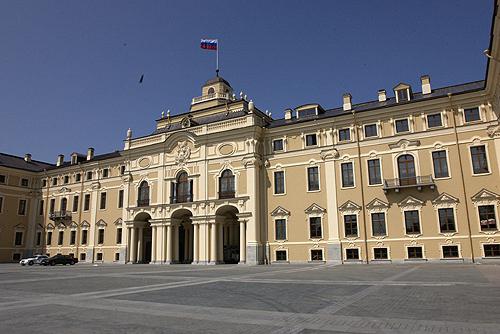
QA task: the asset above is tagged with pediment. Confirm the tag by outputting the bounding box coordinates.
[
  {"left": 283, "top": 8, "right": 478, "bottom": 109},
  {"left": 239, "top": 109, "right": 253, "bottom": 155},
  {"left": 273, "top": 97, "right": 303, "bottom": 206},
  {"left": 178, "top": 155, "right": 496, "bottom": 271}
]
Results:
[
  {"left": 366, "top": 198, "right": 389, "bottom": 211},
  {"left": 304, "top": 203, "right": 326, "bottom": 214},
  {"left": 57, "top": 222, "right": 67, "bottom": 229},
  {"left": 14, "top": 223, "right": 25, "bottom": 229},
  {"left": 472, "top": 189, "right": 500, "bottom": 202},
  {"left": 393, "top": 82, "right": 411, "bottom": 91},
  {"left": 59, "top": 187, "right": 71, "bottom": 193},
  {"left": 270, "top": 206, "right": 291, "bottom": 217},
  {"left": 96, "top": 219, "right": 107, "bottom": 227},
  {"left": 80, "top": 221, "right": 90, "bottom": 228},
  {"left": 338, "top": 200, "right": 361, "bottom": 213},
  {"left": 398, "top": 196, "right": 424, "bottom": 208},
  {"left": 432, "top": 193, "right": 459, "bottom": 205},
  {"left": 388, "top": 139, "right": 420, "bottom": 149},
  {"left": 46, "top": 223, "right": 55, "bottom": 230},
  {"left": 114, "top": 218, "right": 124, "bottom": 225},
  {"left": 69, "top": 221, "right": 78, "bottom": 229}
]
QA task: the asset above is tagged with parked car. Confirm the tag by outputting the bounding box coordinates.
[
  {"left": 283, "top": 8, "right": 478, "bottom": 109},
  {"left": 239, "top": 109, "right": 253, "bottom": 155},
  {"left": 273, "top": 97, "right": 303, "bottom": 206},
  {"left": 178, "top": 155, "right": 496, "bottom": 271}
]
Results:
[
  {"left": 19, "top": 255, "right": 49, "bottom": 266},
  {"left": 40, "top": 255, "right": 78, "bottom": 266}
]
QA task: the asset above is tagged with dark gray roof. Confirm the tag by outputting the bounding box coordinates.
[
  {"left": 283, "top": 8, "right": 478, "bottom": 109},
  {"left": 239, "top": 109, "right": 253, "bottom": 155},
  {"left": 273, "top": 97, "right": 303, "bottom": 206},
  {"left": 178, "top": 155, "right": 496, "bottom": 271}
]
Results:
[
  {"left": 269, "top": 80, "right": 485, "bottom": 128},
  {"left": 46, "top": 151, "right": 123, "bottom": 170},
  {"left": 204, "top": 76, "right": 232, "bottom": 87},
  {"left": 0, "top": 153, "right": 53, "bottom": 172}
]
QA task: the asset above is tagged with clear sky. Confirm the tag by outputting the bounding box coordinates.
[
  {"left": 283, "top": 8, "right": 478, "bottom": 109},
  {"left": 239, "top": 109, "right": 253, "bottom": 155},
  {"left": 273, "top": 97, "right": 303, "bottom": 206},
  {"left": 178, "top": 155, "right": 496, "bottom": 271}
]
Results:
[{"left": 0, "top": 1, "right": 494, "bottom": 163}]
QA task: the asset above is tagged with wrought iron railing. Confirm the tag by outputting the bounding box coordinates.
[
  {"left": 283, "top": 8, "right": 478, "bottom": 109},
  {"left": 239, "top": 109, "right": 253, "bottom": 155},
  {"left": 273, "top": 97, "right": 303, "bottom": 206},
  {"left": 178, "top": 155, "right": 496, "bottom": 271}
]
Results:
[
  {"left": 49, "top": 211, "right": 72, "bottom": 221},
  {"left": 383, "top": 175, "right": 435, "bottom": 192}
]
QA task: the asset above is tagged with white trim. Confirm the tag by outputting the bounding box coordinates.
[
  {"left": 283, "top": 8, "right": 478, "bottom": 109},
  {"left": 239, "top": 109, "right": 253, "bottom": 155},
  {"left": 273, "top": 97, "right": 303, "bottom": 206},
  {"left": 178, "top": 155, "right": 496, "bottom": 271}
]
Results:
[
  {"left": 430, "top": 147, "right": 452, "bottom": 180},
  {"left": 366, "top": 157, "right": 383, "bottom": 186},
  {"left": 468, "top": 143, "right": 492, "bottom": 176},
  {"left": 304, "top": 132, "right": 319, "bottom": 148},
  {"left": 435, "top": 207, "right": 458, "bottom": 235},
  {"left": 342, "top": 212, "right": 360, "bottom": 238},
  {"left": 274, "top": 248, "right": 288, "bottom": 262},
  {"left": 371, "top": 246, "right": 391, "bottom": 260},
  {"left": 402, "top": 208, "right": 423, "bottom": 237},
  {"left": 426, "top": 112, "right": 444, "bottom": 129},
  {"left": 482, "top": 243, "right": 500, "bottom": 258},
  {"left": 405, "top": 244, "right": 426, "bottom": 260},
  {"left": 344, "top": 246, "right": 361, "bottom": 261},
  {"left": 370, "top": 211, "right": 388, "bottom": 237},
  {"left": 307, "top": 215, "right": 324, "bottom": 241},
  {"left": 440, "top": 243, "right": 462, "bottom": 259},
  {"left": 17, "top": 198, "right": 27, "bottom": 216},
  {"left": 272, "top": 169, "right": 286, "bottom": 195},
  {"left": 306, "top": 165, "right": 321, "bottom": 192},
  {"left": 337, "top": 127, "right": 352, "bottom": 143},
  {"left": 363, "top": 123, "right": 379, "bottom": 139},
  {"left": 309, "top": 247, "right": 325, "bottom": 261},
  {"left": 340, "top": 161, "right": 356, "bottom": 189},
  {"left": 0, "top": 195, "right": 4, "bottom": 214},
  {"left": 394, "top": 117, "right": 411, "bottom": 134},
  {"left": 274, "top": 217, "right": 288, "bottom": 241}
]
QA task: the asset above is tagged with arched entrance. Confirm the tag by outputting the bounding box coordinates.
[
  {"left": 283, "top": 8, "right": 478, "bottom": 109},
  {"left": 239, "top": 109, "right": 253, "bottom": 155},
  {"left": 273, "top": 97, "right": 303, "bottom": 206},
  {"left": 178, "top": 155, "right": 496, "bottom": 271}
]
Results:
[
  {"left": 171, "top": 209, "right": 193, "bottom": 264},
  {"left": 216, "top": 205, "right": 240, "bottom": 264},
  {"left": 128, "top": 212, "right": 152, "bottom": 264}
]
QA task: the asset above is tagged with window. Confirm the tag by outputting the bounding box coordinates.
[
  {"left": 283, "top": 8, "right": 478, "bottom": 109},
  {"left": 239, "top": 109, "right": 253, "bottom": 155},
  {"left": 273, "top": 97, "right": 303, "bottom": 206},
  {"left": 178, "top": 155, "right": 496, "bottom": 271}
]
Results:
[
  {"left": 171, "top": 172, "right": 193, "bottom": 204},
  {"left": 18, "top": 199, "right": 27, "bottom": 215},
  {"left": 102, "top": 168, "right": 109, "bottom": 178},
  {"left": 311, "top": 249, "right": 323, "bottom": 261},
  {"left": 307, "top": 167, "right": 319, "bottom": 191},
  {"left": 52, "top": 177, "right": 58, "bottom": 186},
  {"left": 374, "top": 248, "right": 388, "bottom": 260},
  {"left": 338, "top": 128, "right": 351, "bottom": 142},
  {"left": 116, "top": 228, "right": 122, "bottom": 244},
  {"left": 309, "top": 217, "right": 322, "bottom": 238},
  {"left": 432, "top": 150, "right": 449, "bottom": 178},
  {"left": 371, "top": 212, "right": 386, "bottom": 236},
  {"left": 42, "top": 179, "right": 47, "bottom": 187},
  {"left": 50, "top": 199, "right": 55, "bottom": 213},
  {"left": 75, "top": 173, "right": 81, "bottom": 182},
  {"left": 274, "top": 171, "right": 285, "bottom": 194},
  {"left": 96, "top": 252, "right": 103, "bottom": 261},
  {"left": 442, "top": 245, "right": 459, "bottom": 258},
  {"left": 470, "top": 146, "right": 489, "bottom": 174},
  {"left": 100, "top": 192, "right": 107, "bottom": 210},
  {"left": 14, "top": 231, "right": 23, "bottom": 246},
  {"left": 70, "top": 231, "right": 76, "bottom": 245},
  {"left": 272, "top": 139, "right": 284, "bottom": 152},
  {"left": 479, "top": 205, "right": 497, "bottom": 231},
  {"left": 344, "top": 214, "right": 358, "bottom": 237},
  {"left": 115, "top": 253, "right": 120, "bottom": 261},
  {"left": 138, "top": 181, "right": 150, "bottom": 206},
  {"left": 118, "top": 190, "right": 124, "bottom": 208},
  {"left": 276, "top": 250, "right": 287, "bottom": 261},
  {"left": 367, "top": 159, "right": 382, "bottom": 185},
  {"left": 86, "top": 171, "right": 93, "bottom": 180},
  {"left": 36, "top": 231, "right": 42, "bottom": 246},
  {"left": 0, "top": 196, "right": 3, "bottom": 213},
  {"left": 98, "top": 229, "right": 105, "bottom": 244},
  {"left": 80, "top": 253, "right": 86, "bottom": 261},
  {"left": 63, "top": 176, "right": 69, "bottom": 184},
  {"left": 395, "top": 119, "right": 409, "bottom": 133},
  {"left": 84, "top": 194, "right": 90, "bottom": 211},
  {"left": 58, "top": 231, "right": 64, "bottom": 245},
  {"left": 81, "top": 230, "right": 88, "bottom": 245},
  {"left": 219, "top": 170, "right": 235, "bottom": 199},
  {"left": 407, "top": 246, "right": 423, "bottom": 259},
  {"left": 346, "top": 249, "right": 359, "bottom": 260},
  {"left": 438, "top": 208, "right": 456, "bottom": 233},
  {"left": 46, "top": 231, "right": 52, "bottom": 245},
  {"left": 427, "top": 113, "right": 442, "bottom": 128},
  {"left": 464, "top": 107, "right": 481, "bottom": 122},
  {"left": 298, "top": 108, "right": 317, "bottom": 118},
  {"left": 21, "top": 178, "right": 29, "bottom": 187},
  {"left": 120, "top": 165, "right": 126, "bottom": 175},
  {"left": 396, "top": 89, "right": 409, "bottom": 102},
  {"left": 397, "top": 154, "right": 416, "bottom": 185},
  {"left": 341, "top": 162, "right": 354, "bottom": 187},
  {"left": 305, "top": 134, "right": 318, "bottom": 147},
  {"left": 0, "top": 174, "right": 5, "bottom": 184},
  {"left": 364, "top": 124, "right": 378, "bottom": 138},
  {"left": 275, "top": 219, "right": 287, "bottom": 240},
  {"left": 13, "top": 253, "right": 21, "bottom": 261},
  {"left": 484, "top": 244, "right": 500, "bottom": 257},
  {"left": 404, "top": 210, "right": 420, "bottom": 234},
  {"left": 60, "top": 198, "right": 67, "bottom": 212},
  {"left": 72, "top": 196, "right": 79, "bottom": 212}
]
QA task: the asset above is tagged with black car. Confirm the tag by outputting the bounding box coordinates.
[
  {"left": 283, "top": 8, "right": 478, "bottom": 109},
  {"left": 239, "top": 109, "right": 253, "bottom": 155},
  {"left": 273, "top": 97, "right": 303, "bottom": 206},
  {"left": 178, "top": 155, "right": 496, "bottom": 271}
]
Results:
[{"left": 41, "top": 255, "right": 78, "bottom": 266}]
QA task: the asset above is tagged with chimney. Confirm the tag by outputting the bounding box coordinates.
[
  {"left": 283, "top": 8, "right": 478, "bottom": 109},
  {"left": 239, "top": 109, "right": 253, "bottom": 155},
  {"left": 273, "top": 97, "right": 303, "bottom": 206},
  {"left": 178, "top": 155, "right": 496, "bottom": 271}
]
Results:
[
  {"left": 284, "top": 109, "right": 292, "bottom": 120},
  {"left": 56, "top": 154, "right": 64, "bottom": 167},
  {"left": 24, "top": 153, "right": 32, "bottom": 162},
  {"left": 378, "top": 89, "right": 387, "bottom": 102},
  {"left": 71, "top": 152, "right": 78, "bottom": 165},
  {"left": 87, "top": 147, "right": 94, "bottom": 161},
  {"left": 343, "top": 93, "right": 352, "bottom": 111},
  {"left": 421, "top": 75, "right": 431, "bottom": 95}
]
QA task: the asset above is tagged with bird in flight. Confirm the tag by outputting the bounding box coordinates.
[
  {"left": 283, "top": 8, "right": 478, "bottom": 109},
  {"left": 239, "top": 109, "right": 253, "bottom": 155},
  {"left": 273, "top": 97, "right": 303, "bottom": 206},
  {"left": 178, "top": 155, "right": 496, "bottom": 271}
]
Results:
[{"left": 139, "top": 74, "right": 144, "bottom": 83}]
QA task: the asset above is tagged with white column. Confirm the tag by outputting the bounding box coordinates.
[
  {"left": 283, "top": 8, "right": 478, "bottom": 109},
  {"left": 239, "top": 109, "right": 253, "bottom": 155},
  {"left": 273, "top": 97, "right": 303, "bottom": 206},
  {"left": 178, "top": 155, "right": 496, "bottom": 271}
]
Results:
[
  {"left": 151, "top": 226, "right": 157, "bottom": 263},
  {"left": 192, "top": 223, "right": 199, "bottom": 264},
  {"left": 166, "top": 224, "right": 172, "bottom": 264},
  {"left": 158, "top": 225, "right": 165, "bottom": 263},
  {"left": 239, "top": 220, "right": 246, "bottom": 264},
  {"left": 218, "top": 224, "right": 224, "bottom": 263},
  {"left": 130, "top": 227, "right": 136, "bottom": 263},
  {"left": 137, "top": 227, "right": 143, "bottom": 263},
  {"left": 210, "top": 222, "right": 217, "bottom": 264}
]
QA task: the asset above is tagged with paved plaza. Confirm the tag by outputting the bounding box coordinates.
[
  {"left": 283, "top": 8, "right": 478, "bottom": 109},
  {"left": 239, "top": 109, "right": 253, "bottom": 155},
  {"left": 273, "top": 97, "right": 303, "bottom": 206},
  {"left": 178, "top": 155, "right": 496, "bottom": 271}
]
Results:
[{"left": 0, "top": 263, "right": 499, "bottom": 333}]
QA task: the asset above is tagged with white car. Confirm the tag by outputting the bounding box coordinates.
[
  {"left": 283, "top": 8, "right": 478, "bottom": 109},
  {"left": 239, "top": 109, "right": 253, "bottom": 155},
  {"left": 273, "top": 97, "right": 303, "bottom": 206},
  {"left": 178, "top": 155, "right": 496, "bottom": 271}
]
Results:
[{"left": 19, "top": 255, "right": 48, "bottom": 266}]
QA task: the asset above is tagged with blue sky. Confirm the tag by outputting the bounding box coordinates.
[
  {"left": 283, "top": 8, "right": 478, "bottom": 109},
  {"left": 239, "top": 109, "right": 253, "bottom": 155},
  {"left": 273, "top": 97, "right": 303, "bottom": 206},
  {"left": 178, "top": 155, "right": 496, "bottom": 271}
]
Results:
[{"left": 0, "top": 1, "right": 493, "bottom": 163}]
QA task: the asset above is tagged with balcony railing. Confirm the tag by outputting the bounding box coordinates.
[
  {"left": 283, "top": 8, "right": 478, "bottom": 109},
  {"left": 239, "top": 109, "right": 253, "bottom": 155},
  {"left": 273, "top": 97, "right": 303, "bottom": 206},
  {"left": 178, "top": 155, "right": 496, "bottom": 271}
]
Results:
[
  {"left": 383, "top": 175, "right": 435, "bottom": 193},
  {"left": 137, "top": 199, "right": 150, "bottom": 207},
  {"left": 170, "top": 194, "right": 193, "bottom": 204},
  {"left": 49, "top": 211, "right": 72, "bottom": 221},
  {"left": 218, "top": 191, "right": 235, "bottom": 199},
  {"left": 191, "top": 92, "right": 230, "bottom": 105}
]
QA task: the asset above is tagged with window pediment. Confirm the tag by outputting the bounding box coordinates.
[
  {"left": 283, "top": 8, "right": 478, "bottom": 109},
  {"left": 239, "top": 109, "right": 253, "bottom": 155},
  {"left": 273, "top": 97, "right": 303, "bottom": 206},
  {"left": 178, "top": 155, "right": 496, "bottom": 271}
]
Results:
[
  {"left": 432, "top": 193, "right": 459, "bottom": 207},
  {"left": 271, "top": 206, "right": 291, "bottom": 217},
  {"left": 338, "top": 200, "right": 361, "bottom": 213},
  {"left": 471, "top": 189, "right": 500, "bottom": 204},
  {"left": 304, "top": 203, "right": 326, "bottom": 215},
  {"left": 96, "top": 219, "right": 107, "bottom": 227},
  {"left": 80, "top": 220, "right": 90, "bottom": 229},
  {"left": 114, "top": 218, "right": 123, "bottom": 226},
  {"left": 366, "top": 198, "right": 389, "bottom": 212},
  {"left": 398, "top": 196, "right": 424, "bottom": 209}
]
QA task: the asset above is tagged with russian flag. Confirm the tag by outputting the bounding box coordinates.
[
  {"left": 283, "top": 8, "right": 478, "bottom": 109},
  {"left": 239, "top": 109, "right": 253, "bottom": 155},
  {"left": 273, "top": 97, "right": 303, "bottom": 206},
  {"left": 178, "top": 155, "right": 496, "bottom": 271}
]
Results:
[{"left": 201, "top": 39, "right": 218, "bottom": 50}]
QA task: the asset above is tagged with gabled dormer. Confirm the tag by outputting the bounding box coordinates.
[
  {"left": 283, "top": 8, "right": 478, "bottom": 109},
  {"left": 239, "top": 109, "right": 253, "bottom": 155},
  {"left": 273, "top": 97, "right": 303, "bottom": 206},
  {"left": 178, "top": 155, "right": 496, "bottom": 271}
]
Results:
[
  {"left": 295, "top": 104, "right": 325, "bottom": 119},
  {"left": 393, "top": 83, "right": 412, "bottom": 103}
]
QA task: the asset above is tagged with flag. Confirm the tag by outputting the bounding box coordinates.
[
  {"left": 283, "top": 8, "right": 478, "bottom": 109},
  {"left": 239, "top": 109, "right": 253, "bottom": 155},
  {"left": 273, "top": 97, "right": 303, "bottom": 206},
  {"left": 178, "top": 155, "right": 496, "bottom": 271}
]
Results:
[{"left": 201, "top": 39, "right": 218, "bottom": 50}]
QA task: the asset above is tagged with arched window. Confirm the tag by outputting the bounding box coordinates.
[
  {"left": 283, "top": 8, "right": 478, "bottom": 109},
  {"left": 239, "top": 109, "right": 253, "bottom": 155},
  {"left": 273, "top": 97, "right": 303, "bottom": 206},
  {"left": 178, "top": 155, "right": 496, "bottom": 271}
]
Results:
[
  {"left": 207, "top": 87, "right": 215, "bottom": 95},
  {"left": 397, "top": 154, "right": 416, "bottom": 186},
  {"left": 137, "top": 181, "right": 150, "bottom": 207},
  {"left": 219, "top": 169, "right": 235, "bottom": 199},
  {"left": 172, "top": 172, "right": 192, "bottom": 203},
  {"left": 60, "top": 198, "right": 67, "bottom": 212}
]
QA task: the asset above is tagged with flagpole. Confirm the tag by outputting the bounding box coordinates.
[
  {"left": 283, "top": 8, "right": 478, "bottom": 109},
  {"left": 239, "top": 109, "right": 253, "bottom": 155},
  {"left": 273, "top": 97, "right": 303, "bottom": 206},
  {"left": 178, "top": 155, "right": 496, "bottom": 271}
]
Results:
[{"left": 216, "top": 39, "right": 219, "bottom": 77}]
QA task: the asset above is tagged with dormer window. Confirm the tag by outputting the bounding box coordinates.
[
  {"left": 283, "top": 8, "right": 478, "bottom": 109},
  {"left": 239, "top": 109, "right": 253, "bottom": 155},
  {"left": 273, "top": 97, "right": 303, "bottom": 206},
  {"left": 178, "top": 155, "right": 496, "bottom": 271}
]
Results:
[
  {"left": 207, "top": 87, "right": 215, "bottom": 95},
  {"left": 397, "top": 90, "right": 409, "bottom": 102},
  {"left": 295, "top": 104, "right": 324, "bottom": 119},
  {"left": 71, "top": 154, "right": 78, "bottom": 165},
  {"left": 394, "top": 83, "right": 412, "bottom": 103}
]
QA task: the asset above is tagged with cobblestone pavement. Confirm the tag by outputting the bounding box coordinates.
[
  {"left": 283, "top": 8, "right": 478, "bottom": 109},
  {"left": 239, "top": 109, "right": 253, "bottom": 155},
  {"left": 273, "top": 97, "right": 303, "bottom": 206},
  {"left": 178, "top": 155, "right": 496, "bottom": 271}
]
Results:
[{"left": 0, "top": 263, "right": 499, "bottom": 333}]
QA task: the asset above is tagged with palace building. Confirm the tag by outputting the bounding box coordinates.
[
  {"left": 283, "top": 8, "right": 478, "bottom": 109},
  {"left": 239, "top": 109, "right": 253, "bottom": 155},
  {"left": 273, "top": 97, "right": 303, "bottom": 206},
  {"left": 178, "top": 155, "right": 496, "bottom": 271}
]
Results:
[{"left": 2, "top": 7, "right": 500, "bottom": 265}]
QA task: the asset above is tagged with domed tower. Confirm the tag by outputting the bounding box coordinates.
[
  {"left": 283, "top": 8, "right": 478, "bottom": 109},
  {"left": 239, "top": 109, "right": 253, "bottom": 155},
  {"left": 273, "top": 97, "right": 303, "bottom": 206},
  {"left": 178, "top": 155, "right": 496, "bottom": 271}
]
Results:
[{"left": 190, "top": 76, "right": 234, "bottom": 112}]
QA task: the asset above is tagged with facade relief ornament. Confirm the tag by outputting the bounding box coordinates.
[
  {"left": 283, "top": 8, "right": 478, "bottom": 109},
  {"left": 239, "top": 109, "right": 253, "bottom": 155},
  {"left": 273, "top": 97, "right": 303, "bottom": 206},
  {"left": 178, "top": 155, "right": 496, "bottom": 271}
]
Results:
[
  {"left": 271, "top": 206, "right": 291, "bottom": 217},
  {"left": 471, "top": 188, "right": 500, "bottom": 205},
  {"left": 304, "top": 203, "right": 326, "bottom": 215},
  {"left": 487, "top": 122, "right": 500, "bottom": 138},
  {"left": 388, "top": 138, "right": 421, "bottom": 150},
  {"left": 175, "top": 141, "right": 191, "bottom": 165},
  {"left": 398, "top": 196, "right": 424, "bottom": 209},
  {"left": 320, "top": 149, "right": 340, "bottom": 161},
  {"left": 366, "top": 198, "right": 390, "bottom": 212},
  {"left": 431, "top": 193, "right": 459, "bottom": 208},
  {"left": 338, "top": 200, "right": 361, "bottom": 213}
]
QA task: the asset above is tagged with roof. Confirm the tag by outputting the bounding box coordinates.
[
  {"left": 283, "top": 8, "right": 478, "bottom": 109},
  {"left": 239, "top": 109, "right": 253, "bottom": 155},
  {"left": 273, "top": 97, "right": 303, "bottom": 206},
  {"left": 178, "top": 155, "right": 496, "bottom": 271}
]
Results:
[
  {"left": 269, "top": 80, "right": 485, "bottom": 128},
  {"left": 45, "top": 151, "right": 123, "bottom": 170},
  {"left": 204, "top": 76, "right": 232, "bottom": 87},
  {"left": 0, "top": 153, "right": 53, "bottom": 172}
]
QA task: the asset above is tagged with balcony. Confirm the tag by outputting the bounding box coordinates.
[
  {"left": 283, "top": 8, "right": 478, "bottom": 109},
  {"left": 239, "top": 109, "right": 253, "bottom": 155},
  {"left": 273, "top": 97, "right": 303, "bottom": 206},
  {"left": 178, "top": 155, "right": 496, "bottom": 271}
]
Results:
[
  {"left": 49, "top": 211, "right": 72, "bottom": 221},
  {"left": 191, "top": 92, "right": 231, "bottom": 105},
  {"left": 218, "top": 191, "right": 235, "bottom": 200},
  {"left": 383, "top": 175, "right": 435, "bottom": 193},
  {"left": 137, "top": 199, "right": 150, "bottom": 207},
  {"left": 170, "top": 194, "right": 193, "bottom": 204}
]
